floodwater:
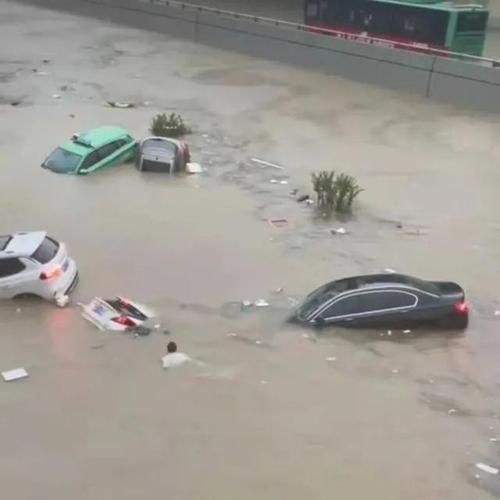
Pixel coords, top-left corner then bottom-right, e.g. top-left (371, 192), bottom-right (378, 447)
top-left (2, 1), bottom-right (500, 499)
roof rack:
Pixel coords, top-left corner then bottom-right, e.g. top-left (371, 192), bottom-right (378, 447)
top-left (71, 133), bottom-right (93, 147)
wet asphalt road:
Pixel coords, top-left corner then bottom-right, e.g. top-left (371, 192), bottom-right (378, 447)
top-left (2, 1), bottom-right (500, 499)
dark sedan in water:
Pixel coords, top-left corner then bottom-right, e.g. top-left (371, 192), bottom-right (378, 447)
top-left (293, 274), bottom-right (469, 330)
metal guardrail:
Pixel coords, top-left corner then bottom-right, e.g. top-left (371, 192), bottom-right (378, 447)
top-left (139, 0), bottom-right (500, 67)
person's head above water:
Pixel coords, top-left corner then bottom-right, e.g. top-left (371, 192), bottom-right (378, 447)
top-left (167, 341), bottom-right (177, 354)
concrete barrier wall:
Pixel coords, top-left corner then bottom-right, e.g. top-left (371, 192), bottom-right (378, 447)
top-left (14, 0), bottom-right (500, 112)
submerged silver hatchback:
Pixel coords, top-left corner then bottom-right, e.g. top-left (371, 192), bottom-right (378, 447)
top-left (135, 136), bottom-right (190, 173)
top-left (0, 232), bottom-right (79, 301)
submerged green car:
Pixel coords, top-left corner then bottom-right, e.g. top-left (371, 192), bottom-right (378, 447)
top-left (42, 126), bottom-right (137, 174)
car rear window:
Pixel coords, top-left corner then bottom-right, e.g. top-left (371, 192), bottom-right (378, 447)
top-left (31, 237), bottom-right (59, 264)
top-left (143, 138), bottom-right (177, 153)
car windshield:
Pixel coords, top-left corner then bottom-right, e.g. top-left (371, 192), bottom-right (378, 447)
top-left (0, 235), bottom-right (11, 251)
top-left (44, 147), bottom-right (82, 173)
top-left (31, 237), bottom-right (59, 264)
top-left (296, 283), bottom-right (347, 319)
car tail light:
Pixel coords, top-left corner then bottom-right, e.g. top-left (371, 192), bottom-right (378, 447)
top-left (40, 266), bottom-right (62, 280)
top-left (111, 316), bottom-right (136, 327)
top-left (454, 301), bottom-right (469, 314)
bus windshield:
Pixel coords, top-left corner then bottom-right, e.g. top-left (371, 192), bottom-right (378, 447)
top-left (456, 11), bottom-right (488, 32)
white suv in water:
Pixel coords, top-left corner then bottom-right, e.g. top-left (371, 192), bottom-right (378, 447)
top-left (0, 232), bottom-right (78, 301)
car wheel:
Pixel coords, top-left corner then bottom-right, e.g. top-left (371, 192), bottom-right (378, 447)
top-left (13, 293), bottom-right (42, 301)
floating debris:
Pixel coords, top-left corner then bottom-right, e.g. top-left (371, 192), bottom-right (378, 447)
top-left (384, 268), bottom-right (397, 273)
top-left (268, 218), bottom-right (288, 228)
top-left (254, 299), bottom-right (270, 307)
top-left (273, 288), bottom-right (283, 294)
top-left (448, 408), bottom-right (457, 414)
top-left (391, 369), bottom-right (399, 374)
top-left (251, 158), bottom-right (284, 170)
top-left (476, 463), bottom-right (499, 475)
top-left (326, 356), bottom-right (337, 362)
top-left (186, 162), bottom-right (203, 174)
top-left (51, 94), bottom-right (62, 99)
top-left (297, 194), bottom-right (310, 203)
top-left (2, 368), bottom-right (29, 382)
top-left (106, 101), bottom-right (135, 108)
top-left (403, 329), bottom-right (411, 334)
top-left (331, 227), bottom-right (348, 235)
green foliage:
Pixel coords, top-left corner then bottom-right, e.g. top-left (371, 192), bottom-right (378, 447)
top-left (312, 170), bottom-right (363, 214)
top-left (149, 112), bottom-right (191, 138)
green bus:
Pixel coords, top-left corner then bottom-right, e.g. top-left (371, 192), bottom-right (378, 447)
top-left (304, 0), bottom-right (489, 57)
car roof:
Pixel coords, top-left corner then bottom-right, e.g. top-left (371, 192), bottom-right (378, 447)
top-left (140, 136), bottom-right (183, 147)
top-left (61, 126), bottom-right (130, 154)
top-left (0, 231), bottom-right (47, 259)
top-left (321, 273), bottom-right (438, 294)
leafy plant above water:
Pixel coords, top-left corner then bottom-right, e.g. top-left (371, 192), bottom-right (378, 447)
top-left (150, 112), bottom-right (191, 138)
top-left (312, 170), bottom-right (363, 215)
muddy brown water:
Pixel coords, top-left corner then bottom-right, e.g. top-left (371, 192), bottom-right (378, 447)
top-left (2, 1), bottom-right (500, 499)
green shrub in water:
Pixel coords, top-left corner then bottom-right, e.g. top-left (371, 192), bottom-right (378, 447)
top-left (150, 112), bottom-right (191, 138)
top-left (312, 170), bottom-right (362, 214)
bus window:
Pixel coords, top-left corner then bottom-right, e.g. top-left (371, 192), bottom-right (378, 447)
top-left (370, 2), bottom-right (393, 34)
top-left (305, 0), bottom-right (319, 20)
top-left (456, 12), bottom-right (488, 32)
top-left (392, 6), bottom-right (448, 46)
